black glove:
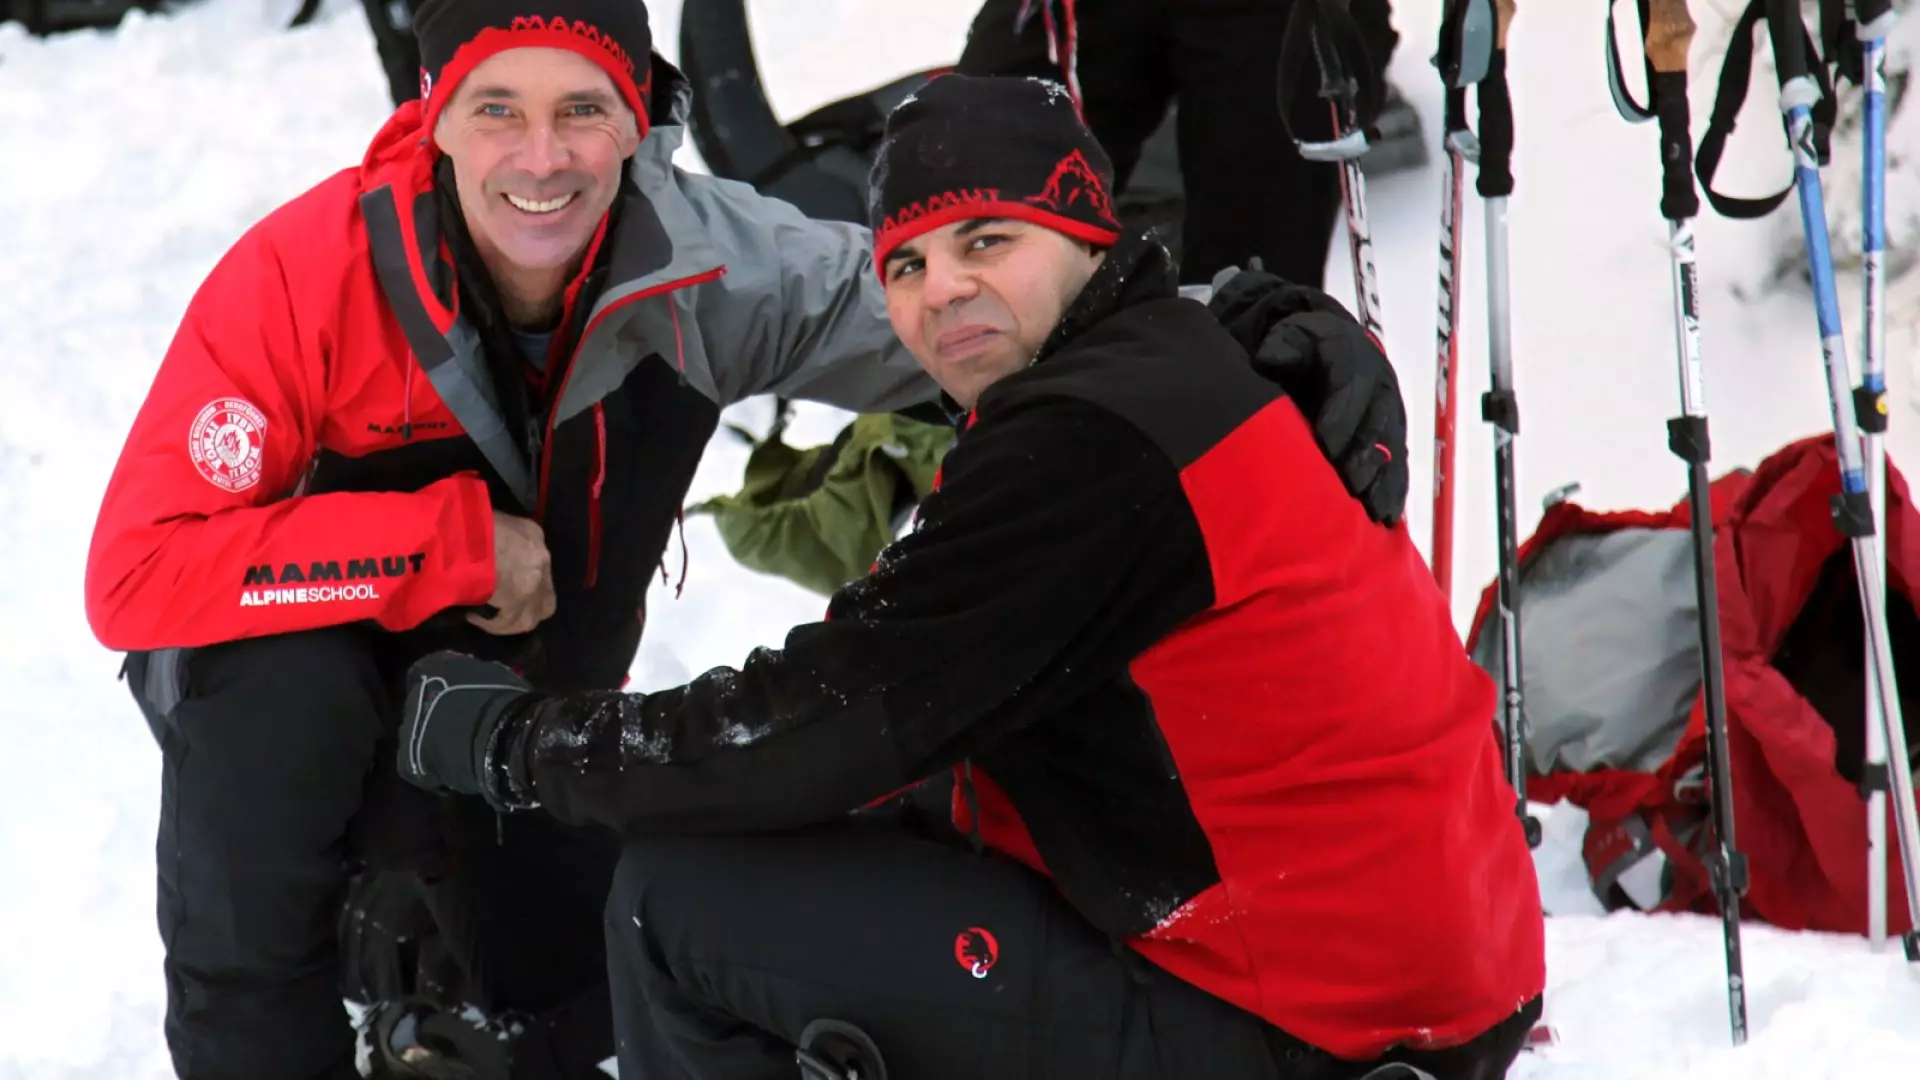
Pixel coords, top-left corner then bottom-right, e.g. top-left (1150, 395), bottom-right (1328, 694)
top-left (398, 651), bottom-right (544, 810)
top-left (1208, 268), bottom-right (1410, 526)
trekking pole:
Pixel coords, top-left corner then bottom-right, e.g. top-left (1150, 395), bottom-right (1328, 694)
top-left (1854, 0), bottom-right (1896, 953)
top-left (1430, 0), bottom-right (1496, 604)
top-left (1474, 0), bottom-right (1541, 850)
top-left (1431, 87), bottom-right (1467, 603)
top-left (1763, 0), bottom-right (1920, 963)
top-left (1640, 0), bottom-right (1750, 1043)
top-left (1280, 0), bottom-right (1387, 346)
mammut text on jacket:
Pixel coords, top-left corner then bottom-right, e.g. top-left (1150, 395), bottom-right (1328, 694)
top-left (84, 56), bottom-right (932, 690)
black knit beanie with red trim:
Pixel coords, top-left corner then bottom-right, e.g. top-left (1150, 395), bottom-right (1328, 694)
top-left (414, 0), bottom-right (653, 138)
top-left (868, 74), bottom-right (1122, 278)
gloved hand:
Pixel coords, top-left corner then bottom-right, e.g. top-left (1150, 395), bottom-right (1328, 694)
top-left (397, 651), bottom-right (545, 811)
top-left (1208, 268), bottom-right (1410, 526)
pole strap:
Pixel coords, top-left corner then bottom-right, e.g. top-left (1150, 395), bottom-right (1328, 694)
top-left (1693, 0), bottom-right (1836, 221)
top-left (1606, 0), bottom-right (1659, 123)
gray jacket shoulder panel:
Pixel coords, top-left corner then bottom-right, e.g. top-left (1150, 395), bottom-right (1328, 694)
top-left (557, 69), bottom-right (935, 423)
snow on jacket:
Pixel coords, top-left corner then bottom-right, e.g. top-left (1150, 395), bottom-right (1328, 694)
top-left (498, 233), bottom-right (1548, 1059)
top-left (84, 56), bottom-right (932, 690)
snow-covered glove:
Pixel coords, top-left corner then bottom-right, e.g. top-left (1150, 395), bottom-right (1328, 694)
top-left (1208, 267), bottom-right (1410, 527)
top-left (398, 651), bottom-right (546, 811)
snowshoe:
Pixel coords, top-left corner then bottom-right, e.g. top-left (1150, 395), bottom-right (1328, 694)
top-left (357, 998), bottom-right (517, 1080)
top-left (794, 1018), bottom-right (888, 1080)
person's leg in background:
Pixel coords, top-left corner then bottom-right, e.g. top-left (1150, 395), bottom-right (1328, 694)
top-left (956, 0), bottom-right (1177, 205)
top-left (1169, 0), bottom-right (1400, 288)
top-left (360, 0), bottom-right (425, 108)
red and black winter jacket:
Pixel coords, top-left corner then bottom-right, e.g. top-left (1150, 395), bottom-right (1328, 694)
top-left (84, 58), bottom-right (931, 689)
top-left (505, 234), bottom-right (1547, 1059)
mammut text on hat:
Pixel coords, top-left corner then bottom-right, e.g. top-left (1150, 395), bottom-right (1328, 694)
top-left (868, 74), bottom-right (1122, 280)
top-left (413, 0), bottom-right (653, 139)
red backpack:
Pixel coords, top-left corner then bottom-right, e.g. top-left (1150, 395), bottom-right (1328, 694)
top-left (1465, 434), bottom-right (1918, 935)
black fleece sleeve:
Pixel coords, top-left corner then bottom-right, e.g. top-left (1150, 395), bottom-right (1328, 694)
top-left (515, 397), bottom-right (1201, 834)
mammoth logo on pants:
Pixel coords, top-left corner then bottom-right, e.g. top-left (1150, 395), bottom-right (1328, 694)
top-left (188, 398), bottom-right (267, 492)
top-left (954, 926), bottom-right (999, 979)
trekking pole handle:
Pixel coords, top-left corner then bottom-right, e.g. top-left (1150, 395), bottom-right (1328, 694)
top-left (1646, 0), bottom-right (1693, 74)
top-left (1475, 0), bottom-right (1516, 199)
top-left (1647, 0), bottom-right (1702, 221)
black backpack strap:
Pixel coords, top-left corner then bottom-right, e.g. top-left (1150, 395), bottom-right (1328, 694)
top-left (1818, 0), bottom-right (1865, 89)
top-left (288, 0), bottom-right (325, 28)
top-left (1694, 0), bottom-right (1837, 220)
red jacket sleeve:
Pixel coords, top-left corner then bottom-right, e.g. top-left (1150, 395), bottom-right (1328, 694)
top-left (85, 223), bottom-right (498, 652)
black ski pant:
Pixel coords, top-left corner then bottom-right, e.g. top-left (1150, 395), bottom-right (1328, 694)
top-left (956, 0), bottom-right (1400, 289)
top-left (126, 625), bottom-right (619, 1080)
top-left (601, 816), bottom-right (1541, 1079)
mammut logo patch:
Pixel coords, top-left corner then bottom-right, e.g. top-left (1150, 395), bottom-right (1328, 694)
top-left (881, 188), bottom-right (1002, 236)
top-left (1026, 150), bottom-right (1116, 226)
top-left (242, 554), bottom-right (426, 588)
top-left (954, 926), bottom-right (999, 979)
top-left (509, 15), bottom-right (635, 75)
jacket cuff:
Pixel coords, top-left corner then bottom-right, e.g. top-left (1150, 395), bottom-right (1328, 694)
top-left (438, 473), bottom-right (497, 607)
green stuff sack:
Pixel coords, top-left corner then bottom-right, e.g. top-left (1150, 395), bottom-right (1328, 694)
top-left (690, 412), bottom-right (955, 597)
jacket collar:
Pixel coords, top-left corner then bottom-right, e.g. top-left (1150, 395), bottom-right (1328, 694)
top-left (953, 231), bottom-right (1177, 427)
top-left (1030, 230), bottom-right (1178, 367)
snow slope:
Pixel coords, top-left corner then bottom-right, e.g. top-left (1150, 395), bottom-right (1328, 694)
top-left (0, 1), bottom-right (1915, 1077)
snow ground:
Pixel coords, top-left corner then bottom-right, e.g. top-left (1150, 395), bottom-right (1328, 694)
top-left (0, 0), bottom-right (1917, 1076)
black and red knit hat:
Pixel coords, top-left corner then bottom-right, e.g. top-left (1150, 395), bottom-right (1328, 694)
top-left (868, 74), bottom-right (1122, 279)
top-left (413, 0), bottom-right (653, 139)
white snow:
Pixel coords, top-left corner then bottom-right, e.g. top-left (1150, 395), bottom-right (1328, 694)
top-left (1, 0), bottom-right (1917, 1077)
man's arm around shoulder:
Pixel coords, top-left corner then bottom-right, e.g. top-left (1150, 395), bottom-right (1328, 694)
top-left (670, 168), bottom-right (936, 414)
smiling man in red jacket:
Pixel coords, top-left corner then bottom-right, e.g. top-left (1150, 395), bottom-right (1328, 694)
top-left (398, 74), bottom-right (1545, 1080)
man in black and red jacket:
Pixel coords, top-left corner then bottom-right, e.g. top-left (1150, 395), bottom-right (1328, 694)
top-left (398, 74), bottom-right (1543, 1079)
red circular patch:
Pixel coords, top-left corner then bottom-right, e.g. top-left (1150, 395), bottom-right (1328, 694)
top-left (954, 926), bottom-right (998, 979)
top-left (188, 398), bottom-right (268, 493)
